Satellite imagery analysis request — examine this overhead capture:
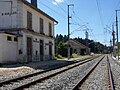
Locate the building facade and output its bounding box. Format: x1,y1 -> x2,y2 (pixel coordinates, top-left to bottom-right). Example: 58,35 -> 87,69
0,0 -> 58,63
69,40 -> 90,55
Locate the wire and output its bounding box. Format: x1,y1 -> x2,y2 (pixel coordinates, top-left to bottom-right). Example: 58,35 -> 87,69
46,0 -> 67,14
37,1 -> 66,18
106,0 -> 120,30
64,0 -> 69,5
95,0 -> 104,28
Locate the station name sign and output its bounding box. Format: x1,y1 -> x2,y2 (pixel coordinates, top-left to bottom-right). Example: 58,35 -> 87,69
1,12 -> 17,16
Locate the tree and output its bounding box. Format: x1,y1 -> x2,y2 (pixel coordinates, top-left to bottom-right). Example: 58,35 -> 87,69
55,34 -> 109,57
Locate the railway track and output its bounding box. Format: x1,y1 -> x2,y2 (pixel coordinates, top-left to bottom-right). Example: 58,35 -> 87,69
107,56 -> 115,90
72,55 -> 115,90
108,55 -> 120,90
0,56 -> 102,90
0,56 -> 97,83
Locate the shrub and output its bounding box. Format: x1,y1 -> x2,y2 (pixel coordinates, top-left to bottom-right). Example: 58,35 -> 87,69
71,53 -> 79,58
55,54 -> 64,59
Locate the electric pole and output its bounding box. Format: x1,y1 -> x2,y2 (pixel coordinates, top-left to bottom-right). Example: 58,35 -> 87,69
110,39 -> 112,55
68,4 -> 74,59
112,24 -> 115,56
116,10 -> 120,60
85,30 -> 88,43
85,30 -> 89,54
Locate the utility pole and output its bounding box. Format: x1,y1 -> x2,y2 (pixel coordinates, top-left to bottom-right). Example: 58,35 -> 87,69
85,30 -> 89,54
85,30 -> 88,44
68,4 -> 74,59
116,10 -> 120,60
110,39 -> 112,55
112,24 -> 115,56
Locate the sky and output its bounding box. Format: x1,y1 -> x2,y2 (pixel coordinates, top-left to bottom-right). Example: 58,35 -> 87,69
27,0 -> 120,46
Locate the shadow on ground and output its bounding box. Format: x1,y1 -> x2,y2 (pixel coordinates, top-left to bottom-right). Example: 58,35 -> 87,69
0,60 -> 78,70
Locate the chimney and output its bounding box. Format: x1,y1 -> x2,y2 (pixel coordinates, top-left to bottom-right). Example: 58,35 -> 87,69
31,0 -> 37,8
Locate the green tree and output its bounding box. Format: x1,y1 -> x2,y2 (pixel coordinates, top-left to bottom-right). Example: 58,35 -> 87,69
55,34 -> 109,57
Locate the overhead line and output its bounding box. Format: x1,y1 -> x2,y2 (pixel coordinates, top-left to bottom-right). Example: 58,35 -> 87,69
95,0 -> 104,28
107,0 -> 120,28
37,1 -> 65,18
46,0 -> 67,14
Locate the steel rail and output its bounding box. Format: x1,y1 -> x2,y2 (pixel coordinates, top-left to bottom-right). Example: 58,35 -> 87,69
107,56 -> 115,90
72,56 -> 105,90
0,56 -> 99,87
12,56 -> 103,90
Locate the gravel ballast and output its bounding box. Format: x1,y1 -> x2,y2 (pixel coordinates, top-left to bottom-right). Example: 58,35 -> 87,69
79,56 -> 109,90
0,60 -> 76,82
109,56 -> 120,90
28,56 -> 103,90
0,57 -> 100,90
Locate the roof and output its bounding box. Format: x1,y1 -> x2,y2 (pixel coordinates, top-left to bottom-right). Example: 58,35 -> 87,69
0,32 -> 18,36
0,28 -> 54,39
21,0 -> 58,24
69,40 -> 90,49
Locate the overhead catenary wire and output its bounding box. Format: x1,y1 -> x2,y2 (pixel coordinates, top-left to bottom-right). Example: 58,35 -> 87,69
38,0 -> 87,37
95,0 -> 111,45
46,0 -> 67,14
95,0 -> 104,28
40,0 -> 90,31
105,0 -> 120,37
37,0 -> 66,18
107,0 -> 120,27
37,0 -> 100,43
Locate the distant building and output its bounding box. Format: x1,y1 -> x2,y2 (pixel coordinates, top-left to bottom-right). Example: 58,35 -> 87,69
0,0 -> 58,63
69,40 -> 90,55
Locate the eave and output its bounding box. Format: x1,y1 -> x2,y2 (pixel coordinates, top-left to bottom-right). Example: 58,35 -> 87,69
21,0 -> 58,24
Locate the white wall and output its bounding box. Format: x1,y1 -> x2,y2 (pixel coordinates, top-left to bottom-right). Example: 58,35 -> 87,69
0,0 -> 56,63
0,0 -> 18,29
17,0 -> 24,28
0,0 -> 55,36
22,4 -> 54,36
22,3 -> 55,59
33,36 -> 40,61
0,34 -> 17,63
0,35 -> 4,62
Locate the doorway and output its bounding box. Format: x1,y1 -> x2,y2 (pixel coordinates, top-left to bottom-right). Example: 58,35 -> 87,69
40,40 -> 44,61
49,42 -> 52,60
27,37 -> 32,62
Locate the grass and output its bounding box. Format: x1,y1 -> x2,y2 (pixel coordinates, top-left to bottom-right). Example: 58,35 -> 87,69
55,54 -> 68,60
55,53 -> 98,60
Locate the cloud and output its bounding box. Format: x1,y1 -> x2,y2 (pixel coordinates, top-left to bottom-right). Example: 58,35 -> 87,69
52,0 -> 64,5
52,1 -> 57,5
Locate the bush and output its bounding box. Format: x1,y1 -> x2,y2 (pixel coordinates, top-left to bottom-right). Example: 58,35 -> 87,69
71,53 -> 79,58
55,54 -> 64,59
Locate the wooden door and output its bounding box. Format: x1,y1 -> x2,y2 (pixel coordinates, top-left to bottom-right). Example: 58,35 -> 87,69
49,42 -> 52,60
27,37 -> 32,62
40,40 -> 44,61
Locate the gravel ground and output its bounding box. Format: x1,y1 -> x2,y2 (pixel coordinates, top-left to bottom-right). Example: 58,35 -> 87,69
109,56 -> 120,90
0,56 -> 100,90
0,60 -> 75,82
27,56 -> 103,90
0,57 -> 98,90
0,66 -> 38,82
79,56 -> 109,90
0,66 -> 34,77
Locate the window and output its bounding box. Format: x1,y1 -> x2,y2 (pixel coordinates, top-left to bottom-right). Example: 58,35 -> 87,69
7,36 -> 12,41
49,23 -> 52,36
40,18 -> 44,34
14,37 -> 18,42
27,11 -> 32,30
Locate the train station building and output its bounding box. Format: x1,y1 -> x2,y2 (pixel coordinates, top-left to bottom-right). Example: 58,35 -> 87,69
0,0 -> 58,63
69,40 -> 90,55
